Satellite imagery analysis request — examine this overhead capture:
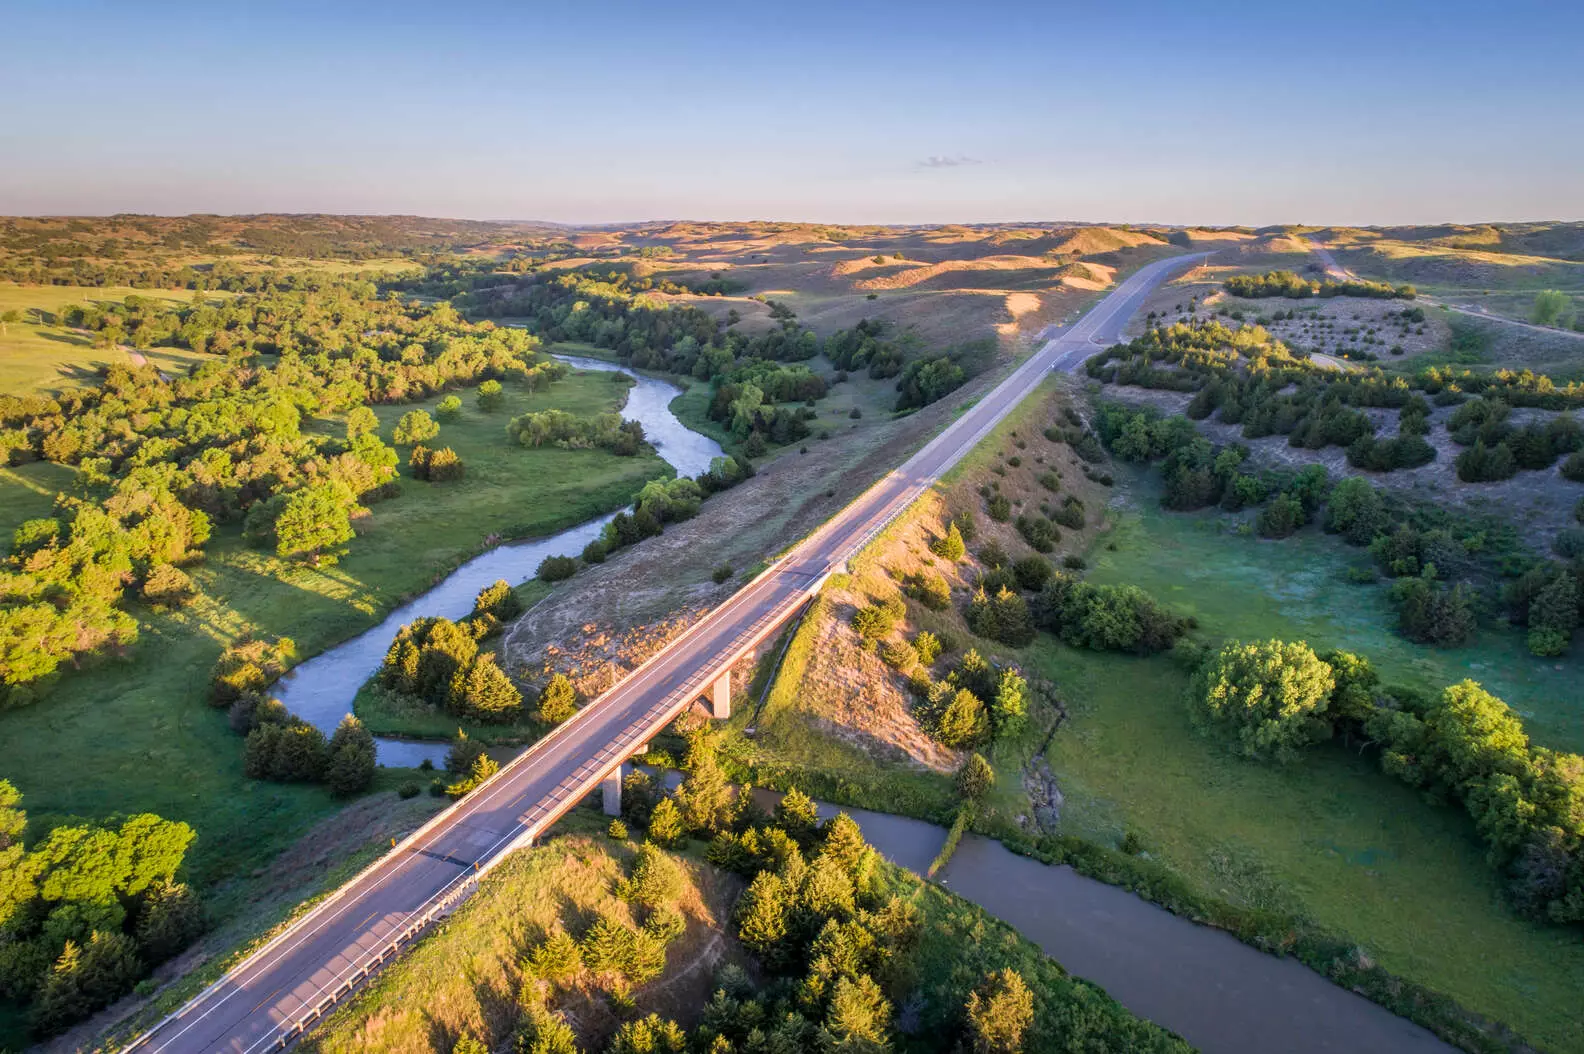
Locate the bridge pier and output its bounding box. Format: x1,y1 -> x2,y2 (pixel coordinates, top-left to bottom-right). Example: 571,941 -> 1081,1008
709,671 -> 731,719
602,764 -> 623,817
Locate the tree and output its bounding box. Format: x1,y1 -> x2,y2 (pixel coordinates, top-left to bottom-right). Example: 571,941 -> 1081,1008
935,688 -> 988,748
445,729 -> 486,777
609,1014 -> 688,1054
965,969 -> 1035,1053
1390,572 -> 1476,647
646,797 -> 685,847
272,481 -> 357,565
823,974 -> 892,1051
1528,571 -> 1579,657
324,715 -> 376,796
536,673 -> 577,724
1256,494 -> 1304,539
1324,477 -> 1389,546
133,879 -> 204,963
344,405 -> 378,440
774,787 -> 820,845
991,669 -> 1028,739
674,727 -> 734,835
1532,290 -> 1573,328
735,870 -> 789,961
393,408 -> 439,445
956,753 -> 995,802
1188,639 -> 1336,762
473,579 -> 523,622
930,521 -> 966,561
436,394 -> 462,418
448,655 -> 523,721
1320,649 -> 1379,728
445,753 -> 499,798
476,379 -> 504,411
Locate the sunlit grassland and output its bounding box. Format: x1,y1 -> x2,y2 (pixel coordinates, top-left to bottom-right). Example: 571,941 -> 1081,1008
1032,465 -> 1584,1050
1089,466 -> 1583,752
0,371 -> 668,910
0,283 -> 228,392
1035,645 -> 1584,1051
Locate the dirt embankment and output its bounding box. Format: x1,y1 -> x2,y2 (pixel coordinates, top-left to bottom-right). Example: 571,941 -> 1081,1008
779,380 -> 1112,776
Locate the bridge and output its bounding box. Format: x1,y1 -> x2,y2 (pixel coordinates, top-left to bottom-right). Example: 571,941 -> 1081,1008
122,251 -> 1207,1054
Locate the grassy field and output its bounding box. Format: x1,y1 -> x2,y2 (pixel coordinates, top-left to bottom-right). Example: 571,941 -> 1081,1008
1022,466 -> 1584,1050
1035,647 -> 1584,1051
0,369 -> 668,923
0,283 -> 225,392
1091,466 -> 1584,753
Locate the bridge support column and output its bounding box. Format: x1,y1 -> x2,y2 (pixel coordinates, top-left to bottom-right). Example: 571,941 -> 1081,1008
602,763 -> 623,817
709,672 -> 731,720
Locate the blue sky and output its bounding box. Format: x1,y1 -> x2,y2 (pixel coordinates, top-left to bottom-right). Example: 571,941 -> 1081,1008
2,0 -> 1580,225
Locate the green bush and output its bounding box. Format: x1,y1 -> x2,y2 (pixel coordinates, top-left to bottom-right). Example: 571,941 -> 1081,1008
537,554 -> 577,582
1186,639 -> 1336,763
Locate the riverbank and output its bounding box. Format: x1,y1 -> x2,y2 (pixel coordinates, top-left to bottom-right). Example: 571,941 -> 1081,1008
273,353 -> 725,765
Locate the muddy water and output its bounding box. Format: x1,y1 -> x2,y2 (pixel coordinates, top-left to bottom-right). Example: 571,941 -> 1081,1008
752,792 -> 1450,1054
270,355 -> 723,766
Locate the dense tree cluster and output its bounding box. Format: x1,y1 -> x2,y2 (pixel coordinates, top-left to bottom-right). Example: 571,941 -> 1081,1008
1087,319 -> 1584,483
1092,402 -> 1575,651
1,279 -> 567,706
913,649 -> 1030,750
1223,270 -> 1416,300
496,751 -> 1175,1054
450,266 -> 817,373
1187,640 -> 1584,930
507,408 -> 646,455
0,780 -> 203,1037
1029,574 -> 1189,655
824,318 -> 908,379
895,354 -> 968,412
378,581 -> 530,723
205,635 -> 377,794
1370,681 -> 1584,927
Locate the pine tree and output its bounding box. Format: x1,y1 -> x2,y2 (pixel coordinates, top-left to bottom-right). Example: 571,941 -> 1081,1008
774,787 -> 820,846
646,797 -> 685,848
536,673 -> 577,724
991,669 -> 1029,739
134,879 -> 204,963
935,688 -> 988,748
448,655 -> 523,721
956,753 -> 995,802
735,870 -> 789,963
675,727 -> 733,835
966,968 -> 1035,1053
818,812 -> 874,889
930,521 -> 966,561
823,974 -> 892,1050
445,729 -> 486,777
525,929 -> 582,985
325,715 -> 377,796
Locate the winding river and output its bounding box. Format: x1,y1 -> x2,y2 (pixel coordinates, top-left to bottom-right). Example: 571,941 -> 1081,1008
267,354 -> 1452,1053
270,354 -> 723,766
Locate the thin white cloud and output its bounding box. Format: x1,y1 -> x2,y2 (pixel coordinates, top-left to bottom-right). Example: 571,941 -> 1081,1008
918,155 -> 982,169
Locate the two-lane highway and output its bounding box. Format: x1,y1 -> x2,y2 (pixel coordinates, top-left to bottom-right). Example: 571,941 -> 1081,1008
125,250 -> 1207,1054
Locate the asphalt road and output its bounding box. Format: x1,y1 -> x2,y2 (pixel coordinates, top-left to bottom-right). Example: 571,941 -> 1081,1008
123,251 -> 1206,1054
